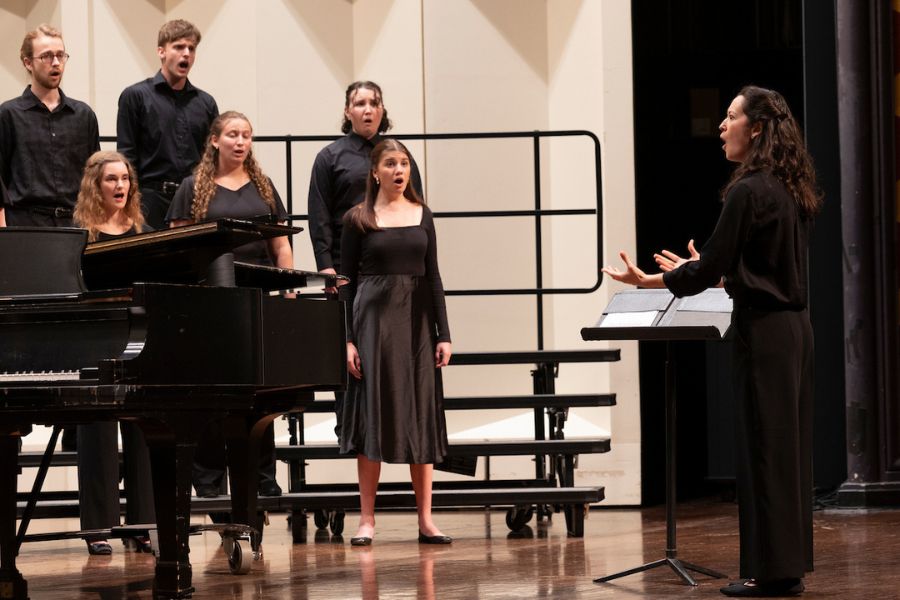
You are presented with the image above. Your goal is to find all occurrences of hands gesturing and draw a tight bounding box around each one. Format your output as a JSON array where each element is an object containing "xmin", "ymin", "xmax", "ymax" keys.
[
  {"xmin": 653, "ymin": 239, "xmax": 699, "ymax": 272},
  {"xmin": 601, "ymin": 251, "xmax": 651, "ymax": 286},
  {"xmin": 601, "ymin": 240, "xmax": 700, "ymax": 289}
]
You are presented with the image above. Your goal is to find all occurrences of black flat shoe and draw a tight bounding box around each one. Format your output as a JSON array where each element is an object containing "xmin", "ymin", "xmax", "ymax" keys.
[
  {"xmin": 259, "ymin": 480, "xmax": 283, "ymax": 497},
  {"xmin": 418, "ymin": 532, "xmax": 452, "ymax": 544},
  {"xmin": 86, "ymin": 539, "xmax": 112, "ymax": 556},
  {"xmin": 123, "ymin": 535, "xmax": 153, "ymax": 553},
  {"xmin": 720, "ymin": 578, "xmax": 804, "ymax": 597},
  {"xmin": 350, "ymin": 536, "xmax": 372, "ymax": 546},
  {"xmin": 195, "ymin": 485, "xmax": 219, "ymax": 498}
]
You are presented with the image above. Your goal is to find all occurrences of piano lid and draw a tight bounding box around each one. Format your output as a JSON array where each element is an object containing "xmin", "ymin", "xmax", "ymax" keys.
[
  {"xmin": 234, "ymin": 262, "xmax": 347, "ymax": 291},
  {"xmin": 82, "ymin": 219, "xmax": 303, "ymax": 290},
  {"xmin": 0, "ymin": 228, "xmax": 87, "ymax": 299}
]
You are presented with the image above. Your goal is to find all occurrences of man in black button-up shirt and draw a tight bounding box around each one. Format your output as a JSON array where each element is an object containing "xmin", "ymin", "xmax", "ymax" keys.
[
  {"xmin": 116, "ymin": 19, "xmax": 218, "ymax": 229},
  {"xmin": 0, "ymin": 24, "xmax": 99, "ymax": 228}
]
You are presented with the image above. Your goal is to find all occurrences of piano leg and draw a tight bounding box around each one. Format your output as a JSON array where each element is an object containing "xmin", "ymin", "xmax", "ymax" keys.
[
  {"xmin": 138, "ymin": 418, "xmax": 199, "ymax": 600},
  {"xmin": 223, "ymin": 413, "xmax": 277, "ymax": 547},
  {"xmin": 0, "ymin": 431, "xmax": 29, "ymax": 600}
]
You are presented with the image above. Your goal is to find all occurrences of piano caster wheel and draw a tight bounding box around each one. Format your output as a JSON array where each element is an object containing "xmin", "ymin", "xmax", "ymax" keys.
[
  {"xmin": 224, "ymin": 537, "xmax": 253, "ymax": 575},
  {"xmin": 329, "ymin": 510, "xmax": 345, "ymax": 535},
  {"xmin": 313, "ymin": 509, "xmax": 329, "ymax": 530},
  {"xmin": 505, "ymin": 506, "xmax": 534, "ymax": 532}
]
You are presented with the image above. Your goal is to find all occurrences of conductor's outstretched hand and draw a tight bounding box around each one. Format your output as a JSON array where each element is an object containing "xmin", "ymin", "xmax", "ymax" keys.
[
  {"xmin": 602, "ymin": 251, "xmax": 668, "ymax": 288},
  {"xmin": 601, "ymin": 251, "xmax": 649, "ymax": 286},
  {"xmin": 654, "ymin": 239, "xmax": 699, "ymax": 272}
]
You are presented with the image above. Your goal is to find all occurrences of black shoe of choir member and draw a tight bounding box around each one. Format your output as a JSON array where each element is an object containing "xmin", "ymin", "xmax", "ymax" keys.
[
  {"xmin": 350, "ymin": 536, "xmax": 373, "ymax": 546},
  {"xmin": 86, "ymin": 539, "xmax": 112, "ymax": 555},
  {"xmin": 720, "ymin": 578, "xmax": 804, "ymax": 597},
  {"xmin": 195, "ymin": 484, "xmax": 220, "ymax": 498},
  {"xmin": 259, "ymin": 480, "xmax": 283, "ymax": 497},
  {"xmin": 123, "ymin": 536, "xmax": 153, "ymax": 553},
  {"xmin": 418, "ymin": 532, "xmax": 452, "ymax": 545}
]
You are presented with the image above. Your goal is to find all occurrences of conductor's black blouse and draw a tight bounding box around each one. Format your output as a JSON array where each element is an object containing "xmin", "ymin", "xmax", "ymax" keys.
[{"xmin": 663, "ymin": 170, "xmax": 811, "ymax": 310}]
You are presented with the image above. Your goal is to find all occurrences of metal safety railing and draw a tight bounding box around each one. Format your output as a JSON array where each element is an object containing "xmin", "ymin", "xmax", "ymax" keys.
[{"xmin": 100, "ymin": 130, "xmax": 603, "ymax": 349}]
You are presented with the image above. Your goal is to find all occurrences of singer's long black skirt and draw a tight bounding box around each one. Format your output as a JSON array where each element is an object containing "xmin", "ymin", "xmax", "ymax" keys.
[{"xmin": 339, "ymin": 274, "xmax": 448, "ymax": 464}]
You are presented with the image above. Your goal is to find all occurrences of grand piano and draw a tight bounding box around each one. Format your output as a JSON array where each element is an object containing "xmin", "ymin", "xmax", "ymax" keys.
[{"xmin": 0, "ymin": 220, "xmax": 346, "ymax": 599}]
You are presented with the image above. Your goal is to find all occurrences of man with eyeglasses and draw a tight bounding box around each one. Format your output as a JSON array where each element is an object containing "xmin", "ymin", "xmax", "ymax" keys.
[
  {"xmin": 0, "ymin": 24, "xmax": 99, "ymax": 228},
  {"xmin": 116, "ymin": 19, "xmax": 218, "ymax": 229}
]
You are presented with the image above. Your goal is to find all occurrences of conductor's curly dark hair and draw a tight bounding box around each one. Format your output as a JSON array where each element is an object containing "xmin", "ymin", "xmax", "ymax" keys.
[{"xmin": 723, "ymin": 85, "xmax": 822, "ymax": 218}]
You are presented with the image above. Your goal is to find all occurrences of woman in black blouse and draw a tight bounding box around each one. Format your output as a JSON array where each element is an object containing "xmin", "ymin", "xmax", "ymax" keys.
[
  {"xmin": 167, "ymin": 110, "xmax": 291, "ymax": 268},
  {"xmin": 74, "ymin": 150, "xmax": 147, "ymax": 240},
  {"xmin": 339, "ymin": 139, "xmax": 452, "ymax": 546},
  {"xmin": 73, "ymin": 151, "xmax": 153, "ymax": 554},
  {"xmin": 167, "ymin": 111, "xmax": 291, "ymax": 499},
  {"xmin": 603, "ymin": 86, "xmax": 820, "ymax": 597}
]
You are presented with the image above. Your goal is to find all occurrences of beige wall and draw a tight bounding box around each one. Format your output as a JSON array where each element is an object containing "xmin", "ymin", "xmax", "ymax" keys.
[{"xmin": 8, "ymin": 0, "xmax": 641, "ymax": 505}]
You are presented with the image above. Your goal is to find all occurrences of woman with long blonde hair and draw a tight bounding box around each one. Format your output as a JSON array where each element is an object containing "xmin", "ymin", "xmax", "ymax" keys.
[
  {"xmin": 167, "ymin": 110, "xmax": 291, "ymax": 268},
  {"xmin": 73, "ymin": 150, "xmax": 153, "ymax": 556},
  {"xmin": 166, "ymin": 110, "xmax": 291, "ymax": 499},
  {"xmin": 74, "ymin": 150, "xmax": 146, "ymax": 241}
]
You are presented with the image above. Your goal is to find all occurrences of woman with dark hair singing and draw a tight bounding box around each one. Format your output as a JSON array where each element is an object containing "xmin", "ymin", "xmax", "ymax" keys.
[
  {"xmin": 308, "ymin": 81, "xmax": 425, "ymax": 440},
  {"xmin": 603, "ymin": 85, "xmax": 820, "ymax": 597},
  {"xmin": 339, "ymin": 138, "xmax": 452, "ymax": 546}
]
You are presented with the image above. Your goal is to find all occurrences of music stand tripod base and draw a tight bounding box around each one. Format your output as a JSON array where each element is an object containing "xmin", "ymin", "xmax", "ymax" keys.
[{"xmin": 593, "ymin": 553, "xmax": 727, "ymax": 586}]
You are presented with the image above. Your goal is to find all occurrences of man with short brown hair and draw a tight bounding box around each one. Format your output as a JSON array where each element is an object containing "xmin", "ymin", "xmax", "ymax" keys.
[
  {"xmin": 116, "ymin": 19, "xmax": 218, "ymax": 229},
  {"xmin": 0, "ymin": 24, "xmax": 99, "ymax": 228}
]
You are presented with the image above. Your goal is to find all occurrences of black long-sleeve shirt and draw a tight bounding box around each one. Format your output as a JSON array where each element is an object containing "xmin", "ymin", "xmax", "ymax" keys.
[
  {"xmin": 0, "ymin": 87, "xmax": 99, "ymax": 209},
  {"xmin": 307, "ymin": 132, "xmax": 423, "ymax": 271},
  {"xmin": 663, "ymin": 170, "xmax": 811, "ymax": 310},
  {"xmin": 339, "ymin": 206, "xmax": 450, "ymax": 344},
  {"xmin": 116, "ymin": 71, "xmax": 218, "ymax": 185}
]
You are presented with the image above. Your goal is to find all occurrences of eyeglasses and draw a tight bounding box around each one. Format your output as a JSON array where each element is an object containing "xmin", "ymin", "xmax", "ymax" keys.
[{"xmin": 32, "ymin": 52, "xmax": 69, "ymax": 65}]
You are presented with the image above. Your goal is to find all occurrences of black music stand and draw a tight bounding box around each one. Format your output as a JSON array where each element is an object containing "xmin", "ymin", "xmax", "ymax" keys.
[{"xmin": 581, "ymin": 288, "xmax": 731, "ymax": 586}]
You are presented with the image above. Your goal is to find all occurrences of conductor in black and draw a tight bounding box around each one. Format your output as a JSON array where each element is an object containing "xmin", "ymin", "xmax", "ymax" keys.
[{"xmin": 603, "ymin": 85, "xmax": 819, "ymax": 598}]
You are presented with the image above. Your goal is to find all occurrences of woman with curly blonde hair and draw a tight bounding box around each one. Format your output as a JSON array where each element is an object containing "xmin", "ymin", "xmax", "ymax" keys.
[
  {"xmin": 166, "ymin": 110, "xmax": 291, "ymax": 499},
  {"xmin": 74, "ymin": 150, "xmax": 146, "ymax": 242},
  {"xmin": 73, "ymin": 150, "xmax": 153, "ymax": 556},
  {"xmin": 166, "ymin": 110, "xmax": 291, "ymax": 268}
]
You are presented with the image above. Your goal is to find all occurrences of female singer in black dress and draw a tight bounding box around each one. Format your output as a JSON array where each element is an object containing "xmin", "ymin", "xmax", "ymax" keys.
[
  {"xmin": 603, "ymin": 86, "xmax": 820, "ymax": 597},
  {"xmin": 308, "ymin": 81, "xmax": 424, "ymax": 439},
  {"xmin": 167, "ymin": 111, "xmax": 291, "ymax": 499},
  {"xmin": 73, "ymin": 151, "xmax": 153, "ymax": 554},
  {"xmin": 339, "ymin": 139, "xmax": 452, "ymax": 546}
]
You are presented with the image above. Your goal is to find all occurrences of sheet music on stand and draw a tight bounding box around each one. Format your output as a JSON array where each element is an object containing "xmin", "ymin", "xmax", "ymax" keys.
[
  {"xmin": 581, "ymin": 287, "xmax": 733, "ymax": 587},
  {"xmin": 582, "ymin": 288, "xmax": 732, "ymax": 342}
]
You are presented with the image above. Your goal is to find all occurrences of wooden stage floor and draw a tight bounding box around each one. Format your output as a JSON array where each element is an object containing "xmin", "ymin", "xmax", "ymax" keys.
[{"xmin": 15, "ymin": 498, "xmax": 899, "ymax": 599}]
